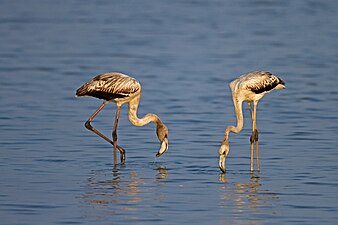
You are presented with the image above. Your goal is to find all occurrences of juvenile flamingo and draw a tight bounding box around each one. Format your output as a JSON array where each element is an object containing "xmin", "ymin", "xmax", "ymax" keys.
[
  {"xmin": 76, "ymin": 72, "xmax": 169, "ymax": 165},
  {"xmin": 219, "ymin": 71, "xmax": 285, "ymax": 173}
]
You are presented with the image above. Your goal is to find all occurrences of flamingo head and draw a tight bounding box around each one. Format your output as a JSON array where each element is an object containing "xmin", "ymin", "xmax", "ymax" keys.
[
  {"xmin": 219, "ymin": 141, "xmax": 230, "ymax": 173},
  {"xmin": 156, "ymin": 124, "xmax": 169, "ymax": 157}
]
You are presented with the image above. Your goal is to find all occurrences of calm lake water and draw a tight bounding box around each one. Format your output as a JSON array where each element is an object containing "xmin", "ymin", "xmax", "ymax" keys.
[{"xmin": 1, "ymin": 0, "xmax": 338, "ymax": 224}]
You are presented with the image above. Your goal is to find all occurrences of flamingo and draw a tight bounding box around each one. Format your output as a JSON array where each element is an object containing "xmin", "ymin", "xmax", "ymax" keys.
[
  {"xmin": 219, "ymin": 71, "xmax": 285, "ymax": 173},
  {"xmin": 76, "ymin": 72, "xmax": 169, "ymax": 165}
]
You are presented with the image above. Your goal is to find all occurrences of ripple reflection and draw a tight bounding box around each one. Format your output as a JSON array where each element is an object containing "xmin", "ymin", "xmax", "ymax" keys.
[
  {"xmin": 219, "ymin": 174, "xmax": 279, "ymax": 224},
  {"xmin": 80, "ymin": 164, "xmax": 169, "ymax": 221}
]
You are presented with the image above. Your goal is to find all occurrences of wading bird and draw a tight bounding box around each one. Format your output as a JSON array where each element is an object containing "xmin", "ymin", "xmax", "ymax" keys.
[
  {"xmin": 76, "ymin": 72, "xmax": 169, "ymax": 165},
  {"xmin": 219, "ymin": 71, "xmax": 285, "ymax": 173}
]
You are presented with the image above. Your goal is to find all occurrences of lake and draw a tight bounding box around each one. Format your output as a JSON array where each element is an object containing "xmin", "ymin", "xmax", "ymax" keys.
[{"xmin": 1, "ymin": 0, "xmax": 338, "ymax": 224}]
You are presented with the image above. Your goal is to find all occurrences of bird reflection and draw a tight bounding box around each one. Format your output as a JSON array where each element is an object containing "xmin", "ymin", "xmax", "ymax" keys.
[
  {"xmin": 233, "ymin": 175, "xmax": 262, "ymax": 208},
  {"xmin": 155, "ymin": 165, "xmax": 169, "ymax": 181},
  {"xmin": 80, "ymin": 164, "xmax": 169, "ymax": 215},
  {"xmin": 219, "ymin": 173, "xmax": 263, "ymax": 208},
  {"xmin": 219, "ymin": 173, "xmax": 277, "ymax": 223},
  {"xmin": 83, "ymin": 168, "xmax": 142, "ymax": 208}
]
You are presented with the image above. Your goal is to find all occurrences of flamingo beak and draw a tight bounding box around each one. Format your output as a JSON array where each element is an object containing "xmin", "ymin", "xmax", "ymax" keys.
[
  {"xmin": 156, "ymin": 137, "xmax": 168, "ymax": 157},
  {"xmin": 219, "ymin": 154, "xmax": 226, "ymax": 173}
]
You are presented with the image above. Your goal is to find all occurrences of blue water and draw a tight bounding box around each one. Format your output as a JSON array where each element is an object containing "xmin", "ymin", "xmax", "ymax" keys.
[{"xmin": 1, "ymin": 1, "xmax": 338, "ymax": 224}]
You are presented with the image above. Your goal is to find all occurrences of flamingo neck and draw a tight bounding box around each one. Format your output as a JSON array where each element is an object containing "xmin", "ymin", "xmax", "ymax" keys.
[
  {"xmin": 223, "ymin": 96, "xmax": 244, "ymax": 142},
  {"xmin": 128, "ymin": 95, "xmax": 162, "ymax": 127}
]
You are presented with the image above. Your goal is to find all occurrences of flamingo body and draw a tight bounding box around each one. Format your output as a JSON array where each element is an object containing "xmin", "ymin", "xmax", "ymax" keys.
[
  {"xmin": 230, "ymin": 71, "xmax": 285, "ymax": 102},
  {"xmin": 76, "ymin": 72, "xmax": 169, "ymax": 165},
  {"xmin": 219, "ymin": 71, "xmax": 285, "ymax": 173},
  {"xmin": 76, "ymin": 72, "xmax": 141, "ymax": 104}
]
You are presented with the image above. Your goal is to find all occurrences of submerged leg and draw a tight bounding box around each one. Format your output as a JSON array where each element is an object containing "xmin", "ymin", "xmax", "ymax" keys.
[{"xmin": 84, "ymin": 101, "xmax": 125, "ymax": 164}]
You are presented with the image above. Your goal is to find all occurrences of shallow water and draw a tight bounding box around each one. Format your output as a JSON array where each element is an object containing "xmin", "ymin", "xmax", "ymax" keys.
[{"xmin": 1, "ymin": 0, "xmax": 338, "ymax": 224}]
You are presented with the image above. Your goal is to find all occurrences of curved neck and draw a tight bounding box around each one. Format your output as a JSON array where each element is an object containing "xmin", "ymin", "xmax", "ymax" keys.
[
  {"xmin": 128, "ymin": 94, "xmax": 163, "ymax": 127},
  {"xmin": 223, "ymin": 96, "xmax": 244, "ymax": 142}
]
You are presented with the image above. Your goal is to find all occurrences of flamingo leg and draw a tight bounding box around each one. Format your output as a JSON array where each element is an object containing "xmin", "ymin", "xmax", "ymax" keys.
[
  {"xmin": 250, "ymin": 137, "xmax": 255, "ymax": 172},
  {"xmin": 112, "ymin": 105, "xmax": 125, "ymax": 165},
  {"xmin": 256, "ymin": 134, "xmax": 260, "ymax": 171},
  {"xmin": 248, "ymin": 102, "xmax": 253, "ymax": 117},
  {"xmin": 252, "ymin": 101, "xmax": 260, "ymax": 172},
  {"xmin": 248, "ymin": 102, "xmax": 254, "ymax": 172},
  {"xmin": 248, "ymin": 101, "xmax": 260, "ymax": 172},
  {"xmin": 250, "ymin": 101, "xmax": 260, "ymax": 172},
  {"xmin": 84, "ymin": 101, "xmax": 125, "ymax": 165}
]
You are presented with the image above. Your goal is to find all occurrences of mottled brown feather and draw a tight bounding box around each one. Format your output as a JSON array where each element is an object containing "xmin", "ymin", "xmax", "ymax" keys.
[
  {"xmin": 238, "ymin": 71, "xmax": 285, "ymax": 94},
  {"xmin": 76, "ymin": 72, "xmax": 141, "ymax": 100}
]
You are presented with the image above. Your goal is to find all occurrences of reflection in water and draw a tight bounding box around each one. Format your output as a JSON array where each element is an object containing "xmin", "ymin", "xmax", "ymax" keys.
[
  {"xmin": 219, "ymin": 174, "xmax": 278, "ymax": 224},
  {"xmin": 82, "ymin": 168, "xmax": 142, "ymax": 209},
  {"xmin": 155, "ymin": 165, "xmax": 169, "ymax": 181},
  {"xmin": 80, "ymin": 164, "xmax": 168, "ymax": 220}
]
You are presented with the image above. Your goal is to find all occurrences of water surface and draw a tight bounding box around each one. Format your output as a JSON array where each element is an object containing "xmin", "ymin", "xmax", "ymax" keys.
[{"xmin": 1, "ymin": 0, "xmax": 338, "ymax": 224}]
